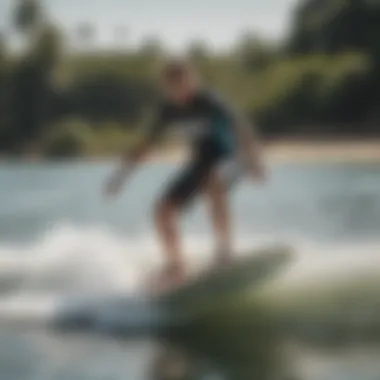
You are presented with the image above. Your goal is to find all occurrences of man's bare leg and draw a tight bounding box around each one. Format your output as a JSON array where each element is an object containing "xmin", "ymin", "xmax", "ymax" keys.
[
  {"xmin": 154, "ymin": 200, "xmax": 186, "ymax": 287},
  {"xmin": 205, "ymin": 172, "xmax": 233, "ymax": 268}
]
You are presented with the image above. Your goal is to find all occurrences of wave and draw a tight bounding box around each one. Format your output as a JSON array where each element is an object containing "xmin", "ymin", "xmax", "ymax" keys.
[
  {"xmin": 0, "ymin": 222, "xmax": 230, "ymax": 333},
  {"xmin": 0, "ymin": 222, "xmax": 379, "ymax": 337}
]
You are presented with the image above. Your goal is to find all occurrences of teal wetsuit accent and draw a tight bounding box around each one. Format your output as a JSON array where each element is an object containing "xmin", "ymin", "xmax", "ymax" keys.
[{"xmin": 211, "ymin": 117, "xmax": 236, "ymax": 156}]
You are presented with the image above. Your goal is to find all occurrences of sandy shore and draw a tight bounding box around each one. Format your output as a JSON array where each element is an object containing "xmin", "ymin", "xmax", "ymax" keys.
[
  {"xmin": 2, "ymin": 140, "xmax": 380, "ymax": 163},
  {"xmin": 265, "ymin": 140, "xmax": 380, "ymax": 163},
  {"xmin": 149, "ymin": 140, "xmax": 380, "ymax": 164}
]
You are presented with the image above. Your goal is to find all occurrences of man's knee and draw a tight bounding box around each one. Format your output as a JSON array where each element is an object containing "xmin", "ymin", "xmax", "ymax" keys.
[
  {"xmin": 154, "ymin": 200, "xmax": 177, "ymax": 226},
  {"xmin": 205, "ymin": 171, "xmax": 226, "ymax": 197}
]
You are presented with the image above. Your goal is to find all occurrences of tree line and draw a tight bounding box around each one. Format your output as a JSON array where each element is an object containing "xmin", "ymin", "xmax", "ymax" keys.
[{"xmin": 0, "ymin": 0, "xmax": 380, "ymax": 157}]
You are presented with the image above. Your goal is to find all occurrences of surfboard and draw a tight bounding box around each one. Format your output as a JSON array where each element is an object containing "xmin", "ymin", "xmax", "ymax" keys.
[
  {"xmin": 156, "ymin": 245, "xmax": 293, "ymax": 312},
  {"xmin": 53, "ymin": 245, "xmax": 293, "ymax": 337}
]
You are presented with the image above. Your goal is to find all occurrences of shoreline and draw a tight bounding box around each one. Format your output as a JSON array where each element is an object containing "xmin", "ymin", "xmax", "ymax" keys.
[
  {"xmin": 264, "ymin": 140, "xmax": 380, "ymax": 163},
  {"xmin": 2, "ymin": 140, "xmax": 380, "ymax": 163},
  {"xmin": 149, "ymin": 141, "xmax": 380, "ymax": 164}
]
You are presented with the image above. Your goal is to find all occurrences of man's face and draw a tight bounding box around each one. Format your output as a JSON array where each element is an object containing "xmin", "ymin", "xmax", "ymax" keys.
[{"xmin": 162, "ymin": 69, "xmax": 195, "ymax": 104}]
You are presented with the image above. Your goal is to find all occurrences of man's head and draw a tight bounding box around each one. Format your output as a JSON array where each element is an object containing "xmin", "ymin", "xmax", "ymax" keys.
[{"xmin": 160, "ymin": 59, "xmax": 198, "ymax": 103}]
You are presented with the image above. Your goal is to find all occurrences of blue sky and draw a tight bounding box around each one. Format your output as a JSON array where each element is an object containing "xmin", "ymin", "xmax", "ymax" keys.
[{"xmin": 0, "ymin": 0, "xmax": 298, "ymax": 51}]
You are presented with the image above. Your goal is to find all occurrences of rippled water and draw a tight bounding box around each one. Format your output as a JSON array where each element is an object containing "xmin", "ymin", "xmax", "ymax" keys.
[{"xmin": 1, "ymin": 160, "xmax": 380, "ymax": 380}]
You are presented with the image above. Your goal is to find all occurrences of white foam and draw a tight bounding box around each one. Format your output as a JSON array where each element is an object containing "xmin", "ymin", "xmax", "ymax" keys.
[{"xmin": 0, "ymin": 222, "xmax": 378, "ymax": 327}]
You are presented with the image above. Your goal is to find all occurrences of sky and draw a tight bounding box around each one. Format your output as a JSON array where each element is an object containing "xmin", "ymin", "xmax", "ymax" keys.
[{"xmin": 0, "ymin": 0, "xmax": 298, "ymax": 51}]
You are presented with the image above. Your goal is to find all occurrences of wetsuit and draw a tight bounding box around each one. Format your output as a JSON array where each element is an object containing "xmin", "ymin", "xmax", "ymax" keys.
[{"xmin": 147, "ymin": 89, "xmax": 241, "ymax": 208}]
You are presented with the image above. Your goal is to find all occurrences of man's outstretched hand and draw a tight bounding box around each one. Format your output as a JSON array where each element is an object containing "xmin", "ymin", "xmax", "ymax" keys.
[
  {"xmin": 104, "ymin": 146, "xmax": 147, "ymax": 199},
  {"xmin": 250, "ymin": 162, "xmax": 267, "ymax": 182},
  {"xmin": 103, "ymin": 167, "xmax": 129, "ymax": 198}
]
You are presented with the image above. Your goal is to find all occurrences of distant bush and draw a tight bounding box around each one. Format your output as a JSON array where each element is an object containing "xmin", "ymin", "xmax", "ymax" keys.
[
  {"xmin": 43, "ymin": 119, "xmax": 93, "ymax": 158},
  {"xmin": 85, "ymin": 123, "xmax": 142, "ymax": 156},
  {"xmin": 2, "ymin": 0, "xmax": 380, "ymax": 156},
  {"xmin": 43, "ymin": 119, "xmax": 143, "ymax": 158},
  {"xmin": 245, "ymin": 53, "xmax": 370, "ymax": 136}
]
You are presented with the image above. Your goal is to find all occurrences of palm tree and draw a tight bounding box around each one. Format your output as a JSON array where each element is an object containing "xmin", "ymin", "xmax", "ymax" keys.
[
  {"xmin": 0, "ymin": 32, "xmax": 5, "ymax": 61},
  {"xmin": 187, "ymin": 40, "xmax": 209, "ymax": 62},
  {"xmin": 75, "ymin": 23, "xmax": 96, "ymax": 49},
  {"xmin": 13, "ymin": 0, "xmax": 42, "ymax": 35},
  {"xmin": 32, "ymin": 24, "xmax": 63, "ymax": 68},
  {"xmin": 237, "ymin": 32, "xmax": 275, "ymax": 71}
]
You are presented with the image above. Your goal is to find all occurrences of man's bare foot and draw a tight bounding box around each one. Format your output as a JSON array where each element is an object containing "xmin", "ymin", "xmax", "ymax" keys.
[
  {"xmin": 149, "ymin": 262, "xmax": 187, "ymax": 294},
  {"xmin": 214, "ymin": 247, "xmax": 233, "ymax": 272}
]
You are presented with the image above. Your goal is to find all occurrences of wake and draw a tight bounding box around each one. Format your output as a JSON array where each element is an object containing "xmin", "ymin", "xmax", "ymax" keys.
[{"xmin": 0, "ymin": 222, "xmax": 379, "ymax": 338}]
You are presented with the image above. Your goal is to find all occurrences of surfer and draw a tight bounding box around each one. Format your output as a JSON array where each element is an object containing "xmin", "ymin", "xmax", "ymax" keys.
[{"xmin": 104, "ymin": 59, "xmax": 265, "ymax": 287}]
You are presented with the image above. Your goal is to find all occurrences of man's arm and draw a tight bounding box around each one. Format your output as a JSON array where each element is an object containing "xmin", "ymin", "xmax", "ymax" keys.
[
  {"xmin": 104, "ymin": 104, "xmax": 168, "ymax": 197},
  {"xmin": 120, "ymin": 105, "xmax": 168, "ymax": 166},
  {"xmin": 232, "ymin": 114, "xmax": 265, "ymax": 179}
]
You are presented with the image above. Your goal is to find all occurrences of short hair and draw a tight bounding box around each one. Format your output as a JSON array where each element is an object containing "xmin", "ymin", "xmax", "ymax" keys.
[{"xmin": 161, "ymin": 58, "xmax": 195, "ymax": 82}]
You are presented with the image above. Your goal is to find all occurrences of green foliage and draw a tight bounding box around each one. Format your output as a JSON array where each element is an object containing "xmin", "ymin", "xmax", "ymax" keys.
[
  {"xmin": 85, "ymin": 123, "xmax": 142, "ymax": 156},
  {"xmin": 29, "ymin": 24, "xmax": 63, "ymax": 69},
  {"xmin": 13, "ymin": 0, "xmax": 42, "ymax": 34},
  {"xmin": 0, "ymin": 33, "xmax": 6, "ymax": 63},
  {"xmin": 246, "ymin": 53, "xmax": 370, "ymax": 135},
  {"xmin": 187, "ymin": 40, "xmax": 211, "ymax": 64},
  {"xmin": 43, "ymin": 119, "xmax": 142, "ymax": 158},
  {"xmin": 235, "ymin": 33, "xmax": 278, "ymax": 72},
  {"xmin": 43, "ymin": 119, "xmax": 92, "ymax": 158},
  {"xmin": 63, "ymin": 52, "xmax": 159, "ymax": 83},
  {"xmin": 1, "ymin": 0, "xmax": 380, "ymax": 156},
  {"xmin": 289, "ymin": 0, "xmax": 380, "ymax": 56}
]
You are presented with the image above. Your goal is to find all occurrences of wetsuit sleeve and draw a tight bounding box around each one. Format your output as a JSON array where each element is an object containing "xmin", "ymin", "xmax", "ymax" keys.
[{"xmin": 208, "ymin": 91, "xmax": 247, "ymax": 127}]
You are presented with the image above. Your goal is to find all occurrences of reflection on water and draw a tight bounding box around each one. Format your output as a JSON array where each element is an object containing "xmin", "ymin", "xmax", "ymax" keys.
[
  {"xmin": 152, "ymin": 315, "xmax": 380, "ymax": 380},
  {"xmin": 5, "ymin": 319, "xmax": 380, "ymax": 380},
  {"xmin": 145, "ymin": 295, "xmax": 288, "ymax": 379},
  {"xmin": 151, "ymin": 345, "xmax": 196, "ymax": 380},
  {"xmin": 0, "ymin": 329, "xmax": 156, "ymax": 380},
  {"xmin": 148, "ymin": 259, "xmax": 380, "ymax": 380}
]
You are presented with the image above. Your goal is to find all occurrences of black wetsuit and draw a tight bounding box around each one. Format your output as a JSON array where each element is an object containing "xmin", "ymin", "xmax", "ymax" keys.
[{"xmin": 148, "ymin": 89, "xmax": 240, "ymax": 207}]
